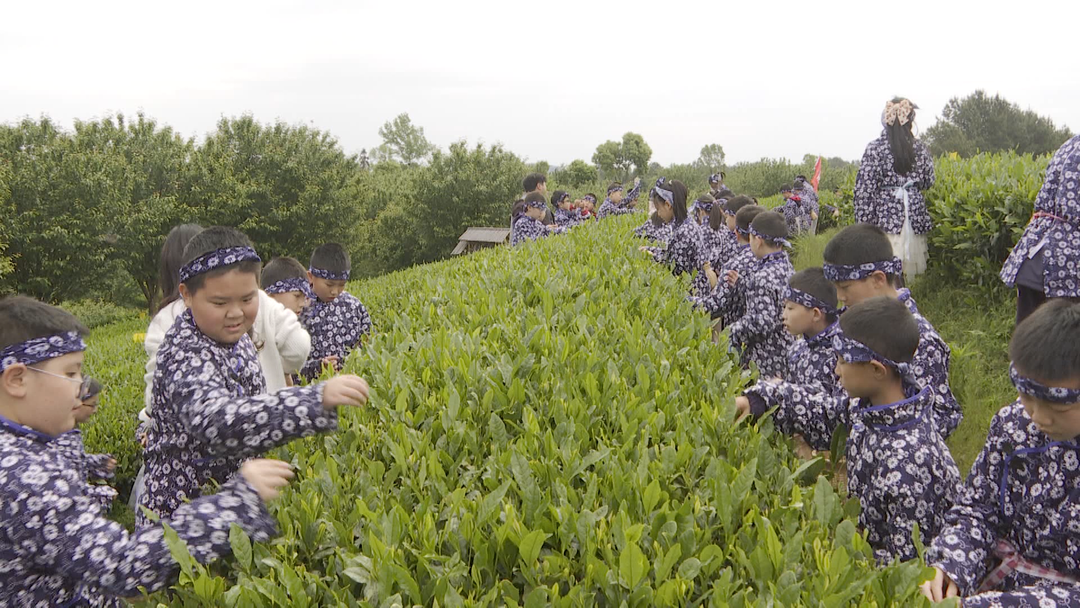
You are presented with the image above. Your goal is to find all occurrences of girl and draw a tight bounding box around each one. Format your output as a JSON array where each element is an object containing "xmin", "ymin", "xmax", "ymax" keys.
[
  {"xmin": 692, "ymin": 193, "xmax": 716, "ymax": 226},
  {"xmin": 138, "ymin": 226, "xmax": 370, "ymax": 524},
  {"xmin": 639, "ymin": 178, "xmax": 706, "ymax": 277},
  {"xmin": 1000, "ymin": 134, "xmax": 1080, "ymax": 324},
  {"xmin": 552, "ymin": 190, "xmax": 582, "ymax": 228},
  {"xmin": 511, "ymin": 193, "xmax": 562, "ymax": 246},
  {"xmin": 853, "ymin": 97, "xmax": 936, "ymax": 277}
]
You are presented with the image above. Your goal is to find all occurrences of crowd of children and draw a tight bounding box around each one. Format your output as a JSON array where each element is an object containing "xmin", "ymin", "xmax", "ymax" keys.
[{"xmin": 2, "ymin": 124, "xmax": 1080, "ymax": 605}]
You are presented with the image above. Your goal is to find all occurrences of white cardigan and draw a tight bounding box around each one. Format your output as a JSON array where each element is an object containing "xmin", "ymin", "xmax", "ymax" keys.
[{"xmin": 140, "ymin": 291, "xmax": 311, "ymax": 420}]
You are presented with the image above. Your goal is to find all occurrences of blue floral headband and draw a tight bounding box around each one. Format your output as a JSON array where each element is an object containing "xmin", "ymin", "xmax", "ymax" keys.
[
  {"xmin": 265, "ymin": 277, "xmax": 316, "ymax": 300},
  {"xmin": 583, "ymin": 195, "xmax": 597, "ymax": 204},
  {"xmin": 523, "ymin": 199, "xmax": 546, "ymax": 210},
  {"xmin": 709, "ymin": 173, "xmax": 722, "ymax": 184},
  {"xmin": 749, "ymin": 225, "xmax": 791, "ymax": 248},
  {"xmin": 309, "ymin": 267, "xmax": 350, "ymax": 281},
  {"xmin": 179, "ymin": 246, "xmax": 262, "ymax": 284},
  {"xmin": 607, "ymin": 185, "xmax": 624, "ymax": 195},
  {"xmin": 823, "ymin": 257, "xmax": 904, "ymax": 282},
  {"xmin": 694, "ymin": 199, "xmax": 715, "ymax": 213},
  {"xmin": 1010, "ymin": 364, "xmax": 1080, "ymax": 404},
  {"xmin": 831, "ymin": 332, "xmax": 910, "ymax": 376},
  {"xmin": 0, "ymin": 332, "xmax": 87, "ymax": 373},
  {"xmin": 652, "ymin": 177, "xmax": 674, "ymax": 205},
  {"xmin": 784, "ymin": 286, "xmax": 837, "ymax": 316}
]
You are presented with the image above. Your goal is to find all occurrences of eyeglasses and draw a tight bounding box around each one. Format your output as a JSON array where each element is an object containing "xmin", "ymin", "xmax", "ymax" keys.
[{"xmin": 28, "ymin": 367, "xmax": 93, "ymax": 400}]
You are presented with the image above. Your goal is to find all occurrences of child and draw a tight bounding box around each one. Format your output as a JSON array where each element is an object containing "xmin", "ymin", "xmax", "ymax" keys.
[
  {"xmin": 299, "ymin": 242, "xmax": 373, "ymax": 381},
  {"xmin": 0, "ymin": 295, "xmax": 294, "ymax": 605},
  {"xmin": 633, "ymin": 212, "xmax": 673, "ymax": 243},
  {"xmin": 793, "ymin": 174, "xmax": 821, "ymax": 233},
  {"xmin": 922, "ymin": 300, "xmax": 1080, "ymax": 605},
  {"xmin": 725, "ymin": 211, "xmax": 795, "ymax": 378},
  {"xmin": 738, "ymin": 268, "xmax": 844, "ymax": 449},
  {"xmin": 691, "ymin": 202, "xmax": 764, "ymax": 326},
  {"xmin": 140, "ymin": 228, "xmax": 370, "ymax": 524},
  {"xmin": 639, "ymin": 178, "xmax": 706, "ymax": 277},
  {"xmin": 739, "ymin": 297, "xmax": 960, "ymax": 563},
  {"xmin": 578, "ymin": 194, "xmax": 598, "ymax": 219},
  {"xmin": 263, "ymin": 256, "xmax": 316, "ymax": 315},
  {"xmin": 552, "ymin": 190, "xmax": 582, "ymax": 228},
  {"xmin": 691, "ymin": 193, "xmax": 716, "ymax": 226},
  {"xmin": 779, "ymin": 184, "xmax": 808, "ymax": 236},
  {"xmin": 54, "ymin": 377, "xmax": 119, "ymax": 509},
  {"xmin": 1000, "ymin": 134, "xmax": 1080, "ymax": 325},
  {"xmin": 823, "ymin": 223, "xmax": 962, "ymax": 438},
  {"xmin": 511, "ymin": 192, "xmax": 561, "ymax": 246},
  {"xmin": 597, "ymin": 177, "xmax": 642, "ymax": 219},
  {"xmin": 709, "ymin": 171, "xmax": 727, "ymax": 198}
]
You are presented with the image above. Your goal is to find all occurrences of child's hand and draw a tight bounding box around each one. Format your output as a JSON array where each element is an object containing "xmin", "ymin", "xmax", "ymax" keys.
[
  {"xmin": 735, "ymin": 396, "xmax": 751, "ymax": 420},
  {"xmin": 240, "ymin": 459, "xmax": 295, "ymax": 502},
  {"xmin": 106, "ymin": 458, "xmax": 117, "ymax": 472},
  {"xmin": 919, "ymin": 567, "xmax": 960, "ymax": 602},
  {"xmin": 811, "ymin": 211, "xmax": 819, "ymax": 220},
  {"xmin": 639, "ymin": 246, "xmax": 651, "ymax": 253},
  {"xmin": 633, "ymin": 177, "xmax": 641, "ymax": 187},
  {"xmin": 322, "ymin": 375, "xmax": 370, "ymax": 410},
  {"xmin": 704, "ymin": 263, "xmax": 719, "ymax": 288},
  {"xmin": 725, "ymin": 270, "xmax": 740, "ymax": 285},
  {"xmin": 792, "ymin": 435, "xmax": 816, "ymax": 460},
  {"xmin": 321, "ymin": 355, "xmax": 340, "ymax": 370},
  {"xmin": 138, "ymin": 432, "xmax": 149, "ymax": 448}
]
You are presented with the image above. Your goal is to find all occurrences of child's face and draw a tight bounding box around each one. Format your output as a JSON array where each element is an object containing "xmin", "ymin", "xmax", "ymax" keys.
[
  {"xmin": 559, "ymin": 199, "xmax": 574, "ymax": 211},
  {"xmin": 782, "ymin": 301, "xmax": 818, "ymax": 337},
  {"xmin": 1019, "ymin": 376, "xmax": 1080, "ymax": 441},
  {"xmin": 270, "ymin": 290, "xmax": 308, "ymax": 315},
  {"xmin": 309, "ymin": 274, "xmax": 347, "ymax": 303},
  {"xmin": 835, "ymin": 359, "xmax": 885, "ymax": 400},
  {"xmin": 525, "ymin": 206, "xmax": 545, "ymax": 220},
  {"xmin": 182, "ymin": 269, "xmax": 260, "ymax": 344},
  {"xmin": 74, "ymin": 394, "xmax": 99, "ymax": 424},
  {"xmin": 655, "ymin": 200, "xmax": 674, "ymax": 223},
  {"xmin": 831, "ymin": 273, "xmax": 889, "ymax": 308},
  {"xmin": 610, "ymin": 191, "xmax": 624, "ymax": 204},
  {"xmin": 3, "ymin": 352, "xmax": 86, "ymax": 437},
  {"xmin": 583, "ymin": 200, "xmax": 595, "ymax": 211}
]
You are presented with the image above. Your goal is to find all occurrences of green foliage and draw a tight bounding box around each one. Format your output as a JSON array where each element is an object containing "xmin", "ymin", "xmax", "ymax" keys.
[
  {"xmin": 561, "ymin": 159, "xmax": 599, "ymax": 187},
  {"xmin": 375, "ymin": 113, "xmax": 436, "ymax": 165},
  {"xmin": 592, "ymin": 133, "xmax": 652, "ymax": 181},
  {"xmin": 61, "ymin": 299, "xmax": 142, "ymax": 329},
  {"xmin": 924, "ymin": 90, "xmax": 1073, "ymax": 158},
  {"xmin": 696, "ymin": 144, "xmax": 725, "ymax": 169},
  {"xmin": 0, "ymin": 158, "xmax": 13, "ymax": 282},
  {"xmin": 924, "ymin": 151, "xmax": 1049, "ymax": 292},
  {"xmin": 135, "ymin": 216, "xmax": 931, "ymax": 607}
]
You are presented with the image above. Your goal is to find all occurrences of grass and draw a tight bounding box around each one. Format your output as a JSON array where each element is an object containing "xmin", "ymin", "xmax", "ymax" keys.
[{"xmin": 791, "ymin": 229, "xmax": 1015, "ymax": 476}]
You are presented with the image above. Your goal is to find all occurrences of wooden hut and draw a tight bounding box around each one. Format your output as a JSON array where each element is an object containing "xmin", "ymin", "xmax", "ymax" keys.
[{"xmin": 451, "ymin": 227, "xmax": 511, "ymax": 256}]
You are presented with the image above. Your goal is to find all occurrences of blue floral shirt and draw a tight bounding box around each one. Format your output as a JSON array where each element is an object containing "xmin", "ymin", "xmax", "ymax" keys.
[
  {"xmin": 728, "ymin": 252, "xmax": 795, "ymax": 378},
  {"xmin": 299, "ymin": 292, "xmax": 372, "ymax": 380},
  {"xmin": 854, "ymin": 131, "xmax": 936, "ymax": 235}
]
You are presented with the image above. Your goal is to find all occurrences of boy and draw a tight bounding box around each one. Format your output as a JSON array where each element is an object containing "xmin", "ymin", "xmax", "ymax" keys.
[
  {"xmin": 0, "ymin": 295, "xmax": 293, "ymax": 606},
  {"xmin": 522, "ymin": 172, "xmax": 552, "ymax": 225},
  {"xmin": 738, "ymin": 268, "xmax": 843, "ymax": 449},
  {"xmin": 779, "ymin": 184, "xmax": 808, "ymax": 236},
  {"xmin": 725, "ymin": 210, "xmax": 795, "ymax": 378},
  {"xmin": 691, "ymin": 202, "xmax": 764, "ymax": 327},
  {"xmin": 742, "ymin": 297, "xmax": 960, "ymax": 563},
  {"xmin": 578, "ymin": 194, "xmax": 598, "ymax": 219},
  {"xmin": 300, "ymin": 243, "xmax": 373, "ymax": 381},
  {"xmin": 922, "ymin": 300, "xmax": 1080, "ymax": 606},
  {"xmin": 823, "ymin": 223, "xmax": 962, "ymax": 437},
  {"xmin": 263, "ymin": 256, "xmax": 315, "ymax": 316},
  {"xmin": 54, "ymin": 378, "xmax": 119, "ymax": 508},
  {"xmin": 552, "ymin": 191, "xmax": 581, "ymax": 228},
  {"xmin": 511, "ymin": 192, "xmax": 563, "ymax": 246},
  {"xmin": 597, "ymin": 177, "xmax": 642, "ymax": 219}
]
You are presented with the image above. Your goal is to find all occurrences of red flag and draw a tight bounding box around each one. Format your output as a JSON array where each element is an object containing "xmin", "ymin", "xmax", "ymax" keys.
[{"xmin": 811, "ymin": 156, "xmax": 822, "ymax": 192}]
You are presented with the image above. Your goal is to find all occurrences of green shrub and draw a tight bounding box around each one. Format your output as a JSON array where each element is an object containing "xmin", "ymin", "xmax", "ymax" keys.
[
  {"xmin": 136, "ymin": 215, "xmax": 932, "ymax": 607},
  {"xmin": 925, "ymin": 152, "xmax": 1049, "ymax": 292},
  {"xmin": 61, "ymin": 299, "xmax": 143, "ymax": 329}
]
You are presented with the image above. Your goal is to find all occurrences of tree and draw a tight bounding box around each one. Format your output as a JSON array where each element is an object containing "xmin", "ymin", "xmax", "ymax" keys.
[
  {"xmin": 697, "ymin": 143, "xmax": 726, "ymax": 169},
  {"xmin": 563, "ymin": 159, "xmax": 598, "ymax": 187},
  {"xmin": 923, "ymin": 91, "xmax": 1073, "ymax": 158},
  {"xmin": 375, "ymin": 113, "xmax": 435, "ymax": 165},
  {"xmin": 591, "ymin": 132, "xmax": 652, "ymax": 180}
]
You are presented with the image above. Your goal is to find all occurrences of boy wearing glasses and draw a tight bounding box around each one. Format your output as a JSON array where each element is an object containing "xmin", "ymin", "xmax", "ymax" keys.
[{"xmin": 53, "ymin": 377, "xmax": 119, "ymax": 508}]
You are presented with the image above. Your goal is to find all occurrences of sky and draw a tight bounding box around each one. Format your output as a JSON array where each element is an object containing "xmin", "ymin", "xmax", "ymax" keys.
[{"xmin": 2, "ymin": 0, "xmax": 1078, "ymax": 167}]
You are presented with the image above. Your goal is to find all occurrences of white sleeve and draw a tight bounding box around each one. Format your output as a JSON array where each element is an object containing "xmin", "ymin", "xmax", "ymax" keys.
[{"xmin": 260, "ymin": 291, "xmax": 311, "ymax": 375}]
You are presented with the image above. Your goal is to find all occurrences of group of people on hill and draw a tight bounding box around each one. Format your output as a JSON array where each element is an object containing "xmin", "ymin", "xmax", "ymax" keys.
[
  {"xmin": 507, "ymin": 98, "xmax": 1080, "ymax": 605},
  {"xmin": 1, "ymin": 95, "xmax": 1079, "ymax": 606},
  {"xmin": 0, "ymin": 226, "xmax": 376, "ymax": 605}
]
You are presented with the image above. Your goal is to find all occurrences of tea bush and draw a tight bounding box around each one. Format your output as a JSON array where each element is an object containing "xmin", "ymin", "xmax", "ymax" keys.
[{"xmin": 137, "ymin": 215, "xmax": 933, "ymax": 607}]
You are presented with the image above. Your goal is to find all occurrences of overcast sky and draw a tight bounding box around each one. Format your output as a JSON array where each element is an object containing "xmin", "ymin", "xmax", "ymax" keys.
[{"xmin": 2, "ymin": 0, "xmax": 1077, "ymax": 167}]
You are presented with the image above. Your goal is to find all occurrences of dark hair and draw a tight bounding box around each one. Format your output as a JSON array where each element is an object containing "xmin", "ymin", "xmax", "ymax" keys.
[
  {"xmin": 84, "ymin": 377, "xmax": 103, "ymax": 400},
  {"xmin": 840, "ymin": 296, "xmax": 920, "ymax": 365},
  {"xmin": 696, "ymin": 193, "xmax": 715, "ymax": 205},
  {"xmin": 585, "ymin": 193, "xmax": 597, "ymax": 202},
  {"xmin": 522, "ymin": 172, "xmax": 546, "ymax": 193},
  {"xmin": 1010, "ymin": 299, "xmax": 1080, "ymax": 382},
  {"xmin": 262, "ymin": 257, "xmax": 308, "ymax": 289},
  {"xmin": 886, "ymin": 97, "xmax": 918, "ymax": 175},
  {"xmin": 0, "ymin": 296, "xmax": 89, "ymax": 353},
  {"xmin": 709, "ymin": 204, "xmax": 726, "ymax": 231},
  {"xmin": 310, "ymin": 243, "xmax": 351, "ymax": 275},
  {"xmin": 795, "ymin": 175, "xmax": 808, "ymax": 183},
  {"xmin": 607, "ymin": 182, "xmax": 623, "ymax": 195},
  {"xmin": 511, "ymin": 199, "xmax": 527, "ymax": 221},
  {"xmin": 735, "ymin": 205, "xmax": 765, "ymax": 234},
  {"xmin": 652, "ymin": 180, "xmax": 689, "ymax": 223},
  {"xmin": 824, "ymin": 224, "xmax": 899, "ymax": 283},
  {"xmin": 780, "ymin": 183, "xmax": 794, "ymax": 193},
  {"xmin": 550, "ymin": 190, "xmax": 569, "ymax": 207},
  {"xmin": 716, "ymin": 188, "xmax": 735, "ymax": 200},
  {"xmin": 750, "ymin": 211, "xmax": 789, "ymax": 242},
  {"xmin": 158, "ymin": 224, "xmax": 204, "ymax": 312},
  {"xmin": 180, "ymin": 227, "xmax": 261, "ymax": 294},
  {"xmin": 524, "ymin": 192, "xmax": 547, "ymax": 205},
  {"xmin": 789, "ymin": 268, "xmax": 839, "ymax": 320},
  {"xmin": 725, "ymin": 195, "xmax": 755, "ymax": 216}
]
